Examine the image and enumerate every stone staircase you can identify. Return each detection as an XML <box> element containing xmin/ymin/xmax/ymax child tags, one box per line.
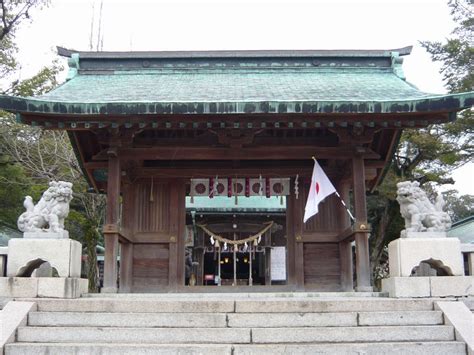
<box><xmin>5</xmin><ymin>294</ymin><xmax>468</xmax><ymax>354</ymax></box>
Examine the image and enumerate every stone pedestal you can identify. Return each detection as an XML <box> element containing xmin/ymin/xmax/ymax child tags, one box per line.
<box><xmin>382</xmin><ymin>276</ymin><xmax>474</xmax><ymax>298</ymax></box>
<box><xmin>0</xmin><ymin>277</ymin><xmax>88</xmax><ymax>298</ymax></box>
<box><xmin>23</xmin><ymin>231</ymin><xmax>69</xmax><ymax>239</ymax></box>
<box><xmin>382</xmin><ymin>276</ymin><xmax>431</xmax><ymax>298</ymax></box>
<box><xmin>400</xmin><ymin>231</ymin><xmax>447</xmax><ymax>238</ymax></box>
<box><xmin>388</xmin><ymin>237</ymin><xmax>464</xmax><ymax>277</ymax></box>
<box><xmin>7</xmin><ymin>239</ymin><xmax>81</xmax><ymax>278</ymax></box>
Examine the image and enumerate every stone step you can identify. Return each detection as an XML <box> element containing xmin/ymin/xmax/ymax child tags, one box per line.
<box><xmin>233</xmin><ymin>342</ymin><xmax>467</xmax><ymax>355</ymax></box>
<box><xmin>229</xmin><ymin>311</ymin><xmax>443</xmax><ymax>327</ymax></box>
<box><xmin>28</xmin><ymin>312</ymin><xmax>228</xmax><ymax>328</ymax></box>
<box><xmin>81</xmin><ymin>291</ymin><xmax>388</xmax><ymax>299</ymax></box>
<box><xmin>5</xmin><ymin>341</ymin><xmax>467</xmax><ymax>355</ymax></box>
<box><xmin>28</xmin><ymin>310</ymin><xmax>443</xmax><ymax>328</ymax></box>
<box><xmin>235</xmin><ymin>298</ymin><xmax>434</xmax><ymax>313</ymax></box>
<box><xmin>251</xmin><ymin>325</ymin><xmax>455</xmax><ymax>343</ymax></box>
<box><xmin>5</xmin><ymin>343</ymin><xmax>233</xmax><ymax>355</ymax></box>
<box><xmin>32</xmin><ymin>298</ymin><xmax>235</xmax><ymax>313</ymax></box>
<box><xmin>17</xmin><ymin>325</ymin><xmax>454</xmax><ymax>344</ymax></box>
<box><xmin>30</xmin><ymin>298</ymin><xmax>434</xmax><ymax>313</ymax></box>
<box><xmin>17</xmin><ymin>327</ymin><xmax>251</xmax><ymax>344</ymax></box>
<box><xmin>358</xmin><ymin>311</ymin><xmax>444</xmax><ymax>326</ymax></box>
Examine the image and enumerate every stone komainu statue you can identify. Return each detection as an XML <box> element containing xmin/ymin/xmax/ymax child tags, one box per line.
<box><xmin>17</xmin><ymin>181</ymin><xmax>73</xmax><ymax>233</ymax></box>
<box><xmin>396</xmin><ymin>181</ymin><xmax>451</xmax><ymax>233</ymax></box>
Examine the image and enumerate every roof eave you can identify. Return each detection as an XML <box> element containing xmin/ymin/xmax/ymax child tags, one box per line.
<box><xmin>1</xmin><ymin>92</ymin><xmax>472</xmax><ymax>116</ymax></box>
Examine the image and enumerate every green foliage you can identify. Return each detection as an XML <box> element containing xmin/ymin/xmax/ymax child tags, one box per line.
<box><xmin>369</xmin><ymin>0</ymin><xmax>474</xmax><ymax>283</ymax></box>
<box><xmin>0</xmin><ymin>158</ymin><xmax>31</xmax><ymax>228</ymax></box>
<box><xmin>420</xmin><ymin>0</ymin><xmax>473</xmax><ymax>93</ymax></box>
<box><xmin>0</xmin><ymin>0</ymin><xmax>104</xmax><ymax>291</ymax></box>
<box><xmin>9</xmin><ymin>61</ymin><xmax>62</xmax><ymax>97</ymax></box>
<box><xmin>0</xmin><ymin>0</ymin><xmax>50</xmax><ymax>91</ymax></box>
<box><xmin>442</xmin><ymin>189</ymin><xmax>474</xmax><ymax>222</ymax></box>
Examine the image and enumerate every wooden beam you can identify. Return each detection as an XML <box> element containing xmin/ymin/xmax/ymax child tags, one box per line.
<box><xmin>130</xmin><ymin>232</ymin><xmax>175</xmax><ymax>243</ymax></box>
<box><xmin>300</xmin><ymin>232</ymin><xmax>340</xmax><ymax>242</ymax></box>
<box><xmin>84</xmin><ymin>163</ymin><xmax>380</xmax><ymax>181</ymax></box>
<box><xmin>134</xmin><ymin>167</ymin><xmax>313</xmax><ymax>179</ymax></box>
<box><xmin>84</xmin><ymin>161</ymin><xmax>108</xmax><ymax>169</ymax></box>
<box><xmin>92</xmin><ymin>146</ymin><xmax>380</xmax><ymax>161</ymax></box>
<box><xmin>336</xmin><ymin>227</ymin><xmax>354</xmax><ymax>242</ymax></box>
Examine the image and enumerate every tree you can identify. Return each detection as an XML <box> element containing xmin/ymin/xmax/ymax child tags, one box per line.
<box><xmin>0</xmin><ymin>0</ymin><xmax>105</xmax><ymax>292</ymax></box>
<box><xmin>0</xmin><ymin>118</ymin><xmax>106</xmax><ymax>292</ymax></box>
<box><xmin>0</xmin><ymin>0</ymin><xmax>51</xmax><ymax>93</ymax></box>
<box><xmin>369</xmin><ymin>0</ymin><xmax>474</xmax><ymax>285</ymax></box>
<box><xmin>442</xmin><ymin>189</ymin><xmax>474</xmax><ymax>221</ymax></box>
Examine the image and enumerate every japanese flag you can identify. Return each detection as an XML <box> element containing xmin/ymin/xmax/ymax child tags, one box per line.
<box><xmin>303</xmin><ymin>159</ymin><xmax>336</xmax><ymax>223</ymax></box>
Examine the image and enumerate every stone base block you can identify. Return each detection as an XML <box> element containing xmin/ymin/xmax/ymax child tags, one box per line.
<box><xmin>382</xmin><ymin>277</ymin><xmax>431</xmax><ymax>298</ymax></box>
<box><xmin>382</xmin><ymin>276</ymin><xmax>474</xmax><ymax>298</ymax></box>
<box><xmin>0</xmin><ymin>277</ymin><xmax>88</xmax><ymax>298</ymax></box>
<box><xmin>23</xmin><ymin>230</ymin><xmax>69</xmax><ymax>239</ymax></box>
<box><xmin>7</xmin><ymin>239</ymin><xmax>81</xmax><ymax>277</ymax></box>
<box><xmin>430</xmin><ymin>276</ymin><xmax>474</xmax><ymax>297</ymax></box>
<box><xmin>101</xmin><ymin>286</ymin><xmax>118</xmax><ymax>294</ymax></box>
<box><xmin>355</xmin><ymin>286</ymin><xmax>374</xmax><ymax>292</ymax></box>
<box><xmin>388</xmin><ymin>238</ymin><xmax>464</xmax><ymax>277</ymax></box>
<box><xmin>0</xmin><ymin>277</ymin><xmax>38</xmax><ymax>298</ymax></box>
<box><xmin>400</xmin><ymin>231</ymin><xmax>447</xmax><ymax>238</ymax></box>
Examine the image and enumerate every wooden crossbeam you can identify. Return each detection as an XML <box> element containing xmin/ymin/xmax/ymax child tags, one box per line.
<box><xmin>91</xmin><ymin>146</ymin><xmax>380</xmax><ymax>161</ymax></box>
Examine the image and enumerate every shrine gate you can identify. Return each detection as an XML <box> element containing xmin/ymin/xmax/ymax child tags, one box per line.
<box><xmin>0</xmin><ymin>46</ymin><xmax>471</xmax><ymax>293</ymax></box>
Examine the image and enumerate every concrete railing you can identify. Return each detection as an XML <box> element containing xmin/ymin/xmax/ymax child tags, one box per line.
<box><xmin>0</xmin><ymin>301</ymin><xmax>37</xmax><ymax>354</ymax></box>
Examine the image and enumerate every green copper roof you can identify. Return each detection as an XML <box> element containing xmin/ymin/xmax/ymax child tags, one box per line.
<box><xmin>448</xmin><ymin>216</ymin><xmax>474</xmax><ymax>244</ymax></box>
<box><xmin>40</xmin><ymin>69</ymin><xmax>435</xmax><ymax>103</ymax></box>
<box><xmin>0</xmin><ymin>46</ymin><xmax>472</xmax><ymax>115</ymax></box>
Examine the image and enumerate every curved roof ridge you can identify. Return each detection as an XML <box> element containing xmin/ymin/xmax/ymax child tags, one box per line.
<box><xmin>57</xmin><ymin>46</ymin><xmax>413</xmax><ymax>59</ymax></box>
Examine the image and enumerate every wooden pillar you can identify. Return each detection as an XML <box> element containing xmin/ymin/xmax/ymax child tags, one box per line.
<box><xmin>352</xmin><ymin>155</ymin><xmax>372</xmax><ymax>291</ymax></box>
<box><xmin>293</xmin><ymin>187</ymin><xmax>304</xmax><ymax>290</ymax></box>
<box><xmin>103</xmin><ymin>153</ymin><xmax>121</xmax><ymax>293</ymax></box>
<box><xmin>119</xmin><ymin>242</ymin><xmax>133</xmax><ymax>293</ymax></box>
<box><xmin>264</xmin><ymin>230</ymin><xmax>272</xmax><ymax>286</ymax></box>
<box><xmin>168</xmin><ymin>180</ymin><xmax>185</xmax><ymax>289</ymax></box>
<box><xmin>338</xmin><ymin>181</ymin><xmax>353</xmax><ymax>291</ymax></box>
<box><xmin>286</xmin><ymin>189</ymin><xmax>296</xmax><ymax>287</ymax></box>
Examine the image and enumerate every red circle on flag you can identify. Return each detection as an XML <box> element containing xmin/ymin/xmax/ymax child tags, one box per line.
<box><xmin>195</xmin><ymin>183</ymin><xmax>206</xmax><ymax>194</ymax></box>
<box><xmin>235</xmin><ymin>182</ymin><xmax>244</xmax><ymax>193</ymax></box>
<box><xmin>273</xmin><ymin>182</ymin><xmax>283</xmax><ymax>194</ymax></box>
<box><xmin>252</xmin><ymin>183</ymin><xmax>261</xmax><ymax>194</ymax></box>
<box><xmin>315</xmin><ymin>182</ymin><xmax>320</xmax><ymax>194</ymax></box>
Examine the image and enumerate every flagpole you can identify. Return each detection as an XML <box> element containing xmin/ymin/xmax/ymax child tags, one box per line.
<box><xmin>311</xmin><ymin>156</ymin><xmax>356</xmax><ymax>222</ymax></box>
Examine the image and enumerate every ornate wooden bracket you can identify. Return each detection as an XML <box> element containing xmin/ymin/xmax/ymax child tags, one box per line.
<box><xmin>330</xmin><ymin>127</ymin><xmax>378</xmax><ymax>145</ymax></box>
<box><xmin>211</xmin><ymin>129</ymin><xmax>261</xmax><ymax>148</ymax></box>
<box><xmin>95</xmin><ymin>126</ymin><xmax>144</xmax><ymax>148</ymax></box>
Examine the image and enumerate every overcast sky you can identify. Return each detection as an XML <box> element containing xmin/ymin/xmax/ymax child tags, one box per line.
<box><xmin>12</xmin><ymin>0</ymin><xmax>474</xmax><ymax>195</ymax></box>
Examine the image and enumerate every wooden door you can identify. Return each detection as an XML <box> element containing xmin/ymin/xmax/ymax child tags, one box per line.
<box><xmin>122</xmin><ymin>179</ymin><xmax>185</xmax><ymax>292</ymax></box>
